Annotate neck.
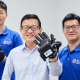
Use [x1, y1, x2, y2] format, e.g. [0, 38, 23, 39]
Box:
[68, 39, 80, 51]
[25, 41, 36, 51]
[0, 24, 5, 34]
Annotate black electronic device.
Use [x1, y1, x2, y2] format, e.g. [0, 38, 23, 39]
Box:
[33, 32, 62, 61]
[0, 45, 5, 62]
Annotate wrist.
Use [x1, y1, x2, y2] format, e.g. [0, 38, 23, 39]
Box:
[49, 56, 58, 62]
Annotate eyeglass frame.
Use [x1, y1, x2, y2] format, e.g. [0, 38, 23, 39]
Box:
[63, 25, 80, 31]
[0, 11, 6, 15]
[21, 25, 40, 31]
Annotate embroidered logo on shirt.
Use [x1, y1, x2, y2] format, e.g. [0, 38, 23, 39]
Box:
[72, 58, 80, 64]
[3, 40, 12, 45]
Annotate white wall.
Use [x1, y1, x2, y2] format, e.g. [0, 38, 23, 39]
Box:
[2, 0, 80, 80]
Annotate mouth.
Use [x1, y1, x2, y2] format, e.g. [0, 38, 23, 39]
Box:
[68, 34, 75, 36]
[27, 35, 34, 36]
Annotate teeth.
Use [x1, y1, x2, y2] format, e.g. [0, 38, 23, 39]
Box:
[27, 35, 34, 36]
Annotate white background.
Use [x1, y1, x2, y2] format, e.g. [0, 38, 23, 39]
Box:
[2, 0, 80, 80]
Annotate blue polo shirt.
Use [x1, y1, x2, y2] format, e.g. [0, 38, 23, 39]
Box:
[0, 26, 23, 80]
[58, 43, 80, 80]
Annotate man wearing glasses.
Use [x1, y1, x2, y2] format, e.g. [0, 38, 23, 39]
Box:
[2, 14, 62, 80]
[58, 13, 80, 80]
[0, 1, 23, 80]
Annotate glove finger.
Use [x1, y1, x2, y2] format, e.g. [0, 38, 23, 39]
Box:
[33, 40, 41, 46]
[50, 34, 56, 44]
[42, 32, 50, 42]
[38, 33, 45, 40]
[35, 35, 43, 42]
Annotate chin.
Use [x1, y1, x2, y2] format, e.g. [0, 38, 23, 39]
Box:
[26, 39, 34, 42]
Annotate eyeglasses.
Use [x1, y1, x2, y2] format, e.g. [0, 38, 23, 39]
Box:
[64, 25, 80, 31]
[21, 25, 39, 31]
[0, 12, 6, 15]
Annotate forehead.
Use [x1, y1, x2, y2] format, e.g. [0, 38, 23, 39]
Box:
[0, 7, 5, 12]
[64, 19, 79, 26]
[22, 19, 39, 26]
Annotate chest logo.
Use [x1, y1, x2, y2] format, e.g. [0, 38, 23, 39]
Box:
[72, 58, 80, 64]
[3, 40, 12, 45]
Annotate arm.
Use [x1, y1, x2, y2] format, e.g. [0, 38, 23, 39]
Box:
[34, 32, 63, 76]
[2, 50, 14, 80]
[48, 57, 62, 76]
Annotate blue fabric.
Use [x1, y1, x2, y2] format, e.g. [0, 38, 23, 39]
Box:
[58, 44, 80, 80]
[0, 26, 23, 80]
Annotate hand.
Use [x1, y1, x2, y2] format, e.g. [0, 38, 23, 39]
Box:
[2, 56, 7, 62]
[0, 45, 5, 62]
[34, 32, 57, 61]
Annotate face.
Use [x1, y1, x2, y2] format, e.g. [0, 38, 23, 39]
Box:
[0, 7, 8, 26]
[63, 19, 80, 42]
[20, 19, 42, 42]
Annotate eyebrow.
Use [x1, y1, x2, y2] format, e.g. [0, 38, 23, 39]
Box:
[0, 11, 3, 12]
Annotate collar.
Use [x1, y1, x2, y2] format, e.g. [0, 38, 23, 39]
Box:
[64, 43, 80, 52]
[0, 26, 9, 35]
[22, 43, 39, 51]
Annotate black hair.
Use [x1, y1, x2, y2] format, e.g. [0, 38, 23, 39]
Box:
[20, 14, 41, 28]
[62, 13, 80, 28]
[0, 0, 7, 13]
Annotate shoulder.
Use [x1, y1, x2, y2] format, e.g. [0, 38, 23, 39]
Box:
[8, 29, 20, 36]
[58, 46, 67, 58]
[10, 45, 23, 55]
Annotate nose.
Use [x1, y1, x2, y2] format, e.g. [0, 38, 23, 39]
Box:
[27, 27, 33, 32]
[69, 27, 73, 31]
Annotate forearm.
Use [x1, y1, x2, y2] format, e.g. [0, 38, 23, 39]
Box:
[49, 58, 63, 76]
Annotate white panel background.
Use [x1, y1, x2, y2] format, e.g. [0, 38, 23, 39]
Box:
[2, 0, 80, 80]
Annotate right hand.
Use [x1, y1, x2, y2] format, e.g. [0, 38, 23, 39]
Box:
[0, 45, 5, 62]
[33, 32, 56, 61]
[2, 56, 7, 62]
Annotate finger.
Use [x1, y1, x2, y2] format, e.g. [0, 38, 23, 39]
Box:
[35, 35, 42, 42]
[38, 33, 44, 40]
[50, 34, 56, 43]
[42, 32, 50, 42]
[33, 40, 41, 46]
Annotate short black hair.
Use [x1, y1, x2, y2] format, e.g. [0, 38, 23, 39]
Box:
[20, 14, 41, 28]
[0, 0, 7, 13]
[62, 13, 80, 29]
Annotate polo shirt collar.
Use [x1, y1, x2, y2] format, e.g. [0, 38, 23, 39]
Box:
[64, 43, 80, 52]
[1, 26, 8, 35]
[73, 43, 80, 51]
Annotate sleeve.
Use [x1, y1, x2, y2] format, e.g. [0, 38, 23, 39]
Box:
[13, 33, 23, 48]
[47, 58, 63, 76]
[2, 50, 14, 80]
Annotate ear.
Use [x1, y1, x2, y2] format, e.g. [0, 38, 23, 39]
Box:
[5, 14, 8, 19]
[19, 28, 22, 33]
[39, 28, 42, 33]
[62, 29, 64, 33]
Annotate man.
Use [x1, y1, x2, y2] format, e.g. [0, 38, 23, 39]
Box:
[2, 14, 62, 80]
[58, 13, 80, 80]
[0, 1, 23, 80]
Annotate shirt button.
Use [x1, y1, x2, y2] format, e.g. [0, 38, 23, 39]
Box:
[68, 58, 69, 60]
[30, 63, 32, 65]
[29, 72, 31, 74]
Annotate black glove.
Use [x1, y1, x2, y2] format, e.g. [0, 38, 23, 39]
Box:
[0, 45, 5, 62]
[33, 32, 61, 61]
